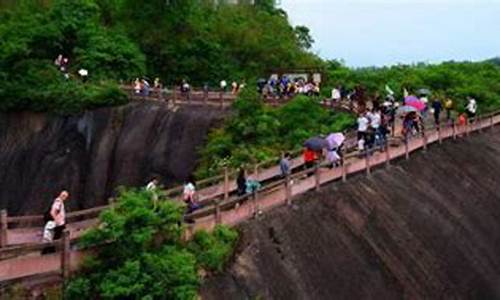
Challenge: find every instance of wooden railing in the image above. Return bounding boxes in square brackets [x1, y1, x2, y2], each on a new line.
[1, 111, 499, 284]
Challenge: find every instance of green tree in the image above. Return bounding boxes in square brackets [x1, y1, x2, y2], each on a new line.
[65, 188, 238, 299]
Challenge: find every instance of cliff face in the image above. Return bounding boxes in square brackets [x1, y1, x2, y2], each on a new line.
[202, 126, 500, 299]
[0, 102, 227, 215]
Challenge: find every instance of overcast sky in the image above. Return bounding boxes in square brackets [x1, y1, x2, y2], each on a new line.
[279, 0, 500, 67]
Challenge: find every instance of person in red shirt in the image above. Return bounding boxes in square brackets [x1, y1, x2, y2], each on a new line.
[303, 147, 316, 171]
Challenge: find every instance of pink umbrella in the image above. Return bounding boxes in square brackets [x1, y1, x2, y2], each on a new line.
[404, 96, 426, 111]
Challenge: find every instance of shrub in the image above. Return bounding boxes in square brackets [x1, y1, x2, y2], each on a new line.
[65, 188, 238, 299]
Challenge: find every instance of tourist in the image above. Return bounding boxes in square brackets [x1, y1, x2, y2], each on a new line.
[146, 177, 160, 207]
[280, 152, 292, 177]
[331, 86, 341, 102]
[134, 78, 141, 94]
[146, 178, 159, 191]
[183, 176, 199, 213]
[327, 148, 341, 168]
[231, 81, 239, 94]
[237, 168, 247, 196]
[51, 190, 69, 240]
[42, 190, 69, 254]
[154, 78, 161, 89]
[432, 99, 442, 126]
[444, 97, 454, 122]
[303, 147, 316, 172]
[54, 54, 63, 67]
[369, 108, 383, 148]
[181, 79, 190, 93]
[220, 79, 227, 92]
[466, 97, 477, 120]
[78, 68, 88, 82]
[357, 112, 369, 142]
[142, 79, 150, 97]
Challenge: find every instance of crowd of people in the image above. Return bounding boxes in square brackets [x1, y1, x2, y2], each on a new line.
[54, 54, 88, 81]
[258, 76, 321, 98]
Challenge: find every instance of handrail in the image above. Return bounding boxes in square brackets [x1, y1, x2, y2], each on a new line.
[0, 110, 499, 283]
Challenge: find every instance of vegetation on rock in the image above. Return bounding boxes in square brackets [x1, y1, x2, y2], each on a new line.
[64, 188, 238, 300]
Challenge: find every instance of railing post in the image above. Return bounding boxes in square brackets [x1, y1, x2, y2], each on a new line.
[172, 86, 177, 106]
[365, 152, 371, 176]
[254, 165, 259, 181]
[452, 123, 457, 140]
[478, 115, 483, 133]
[491, 115, 494, 129]
[438, 126, 443, 144]
[0, 209, 7, 248]
[466, 120, 470, 137]
[385, 141, 391, 168]
[204, 89, 208, 106]
[219, 91, 224, 109]
[253, 190, 259, 216]
[183, 223, 195, 242]
[315, 164, 321, 191]
[61, 230, 71, 279]
[187, 89, 192, 105]
[285, 174, 292, 205]
[422, 132, 428, 151]
[223, 167, 229, 201]
[158, 86, 164, 102]
[342, 162, 349, 182]
[214, 199, 221, 225]
[405, 138, 410, 160]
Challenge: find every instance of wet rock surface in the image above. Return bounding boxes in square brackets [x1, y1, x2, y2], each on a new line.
[0, 102, 227, 215]
[202, 127, 500, 299]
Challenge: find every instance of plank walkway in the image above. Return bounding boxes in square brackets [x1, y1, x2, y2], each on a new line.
[1, 112, 499, 283]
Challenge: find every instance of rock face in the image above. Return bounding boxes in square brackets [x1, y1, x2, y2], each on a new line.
[0, 102, 227, 215]
[202, 127, 500, 299]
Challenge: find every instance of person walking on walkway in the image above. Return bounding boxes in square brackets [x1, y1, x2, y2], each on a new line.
[280, 152, 292, 177]
[146, 177, 160, 208]
[42, 191, 69, 254]
[444, 97, 454, 122]
[432, 98, 442, 127]
[183, 176, 199, 213]
[237, 168, 247, 196]
[466, 97, 477, 120]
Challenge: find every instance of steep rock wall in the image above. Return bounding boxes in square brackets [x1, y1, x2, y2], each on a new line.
[202, 126, 500, 299]
[0, 102, 227, 215]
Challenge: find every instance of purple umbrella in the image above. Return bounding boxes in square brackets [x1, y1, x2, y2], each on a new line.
[326, 133, 345, 150]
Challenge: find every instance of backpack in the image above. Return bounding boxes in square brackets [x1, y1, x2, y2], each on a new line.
[43, 204, 53, 223]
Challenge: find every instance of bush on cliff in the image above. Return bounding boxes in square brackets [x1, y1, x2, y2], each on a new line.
[64, 188, 238, 300]
[196, 88, 356, 177]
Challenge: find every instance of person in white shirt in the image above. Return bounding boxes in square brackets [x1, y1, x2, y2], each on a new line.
[357, 113, 369, 141]
[220, 80, 227, 92]
[466, 97, 477, 119]
[183, 176, 199, 213]
[331, 87, 341, 102]
[146, 178, 159, 191]
[146, 178, 160, 207]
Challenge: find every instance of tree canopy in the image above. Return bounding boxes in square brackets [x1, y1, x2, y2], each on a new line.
[0, 0, 319, 113]
[65, 188, 238, 299]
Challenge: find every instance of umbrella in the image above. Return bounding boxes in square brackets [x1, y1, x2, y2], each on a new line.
[326, 133, 345, 149]
[417, 88, 431, 96]
[304, 137, 329, 151]
[404, 95, 426, 111]
[397, 105, 418, 115]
